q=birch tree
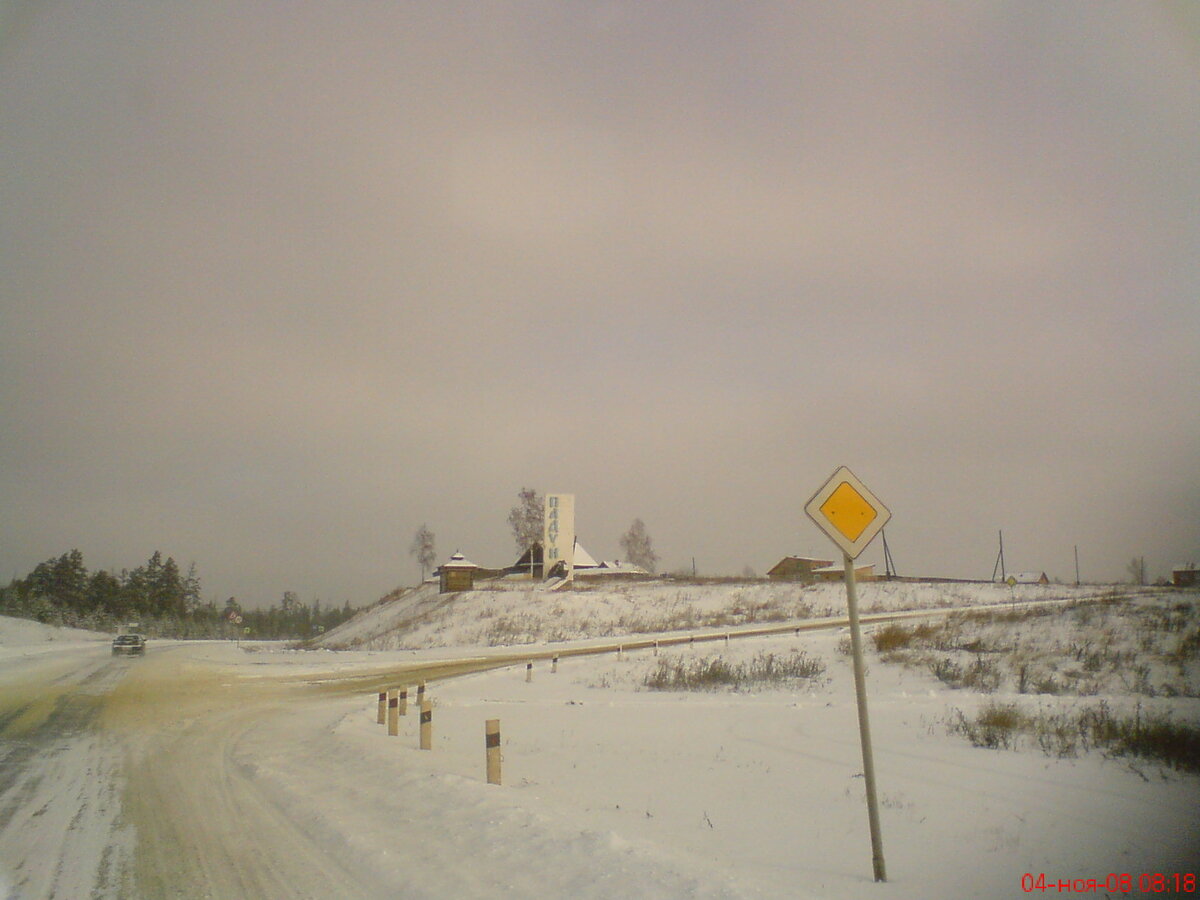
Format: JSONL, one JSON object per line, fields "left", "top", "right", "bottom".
{"left": 410, "top": 524, "right": 437, "bottom": 581}
{"left": 619, "top": 518, "right": 659, "bottom": 573}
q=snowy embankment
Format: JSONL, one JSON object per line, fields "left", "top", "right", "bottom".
{"left": 316, "top": 578, "right": 1110, "bottom": 651}
{"left": 0, "top": 615, "right": 109, "bottom": 662}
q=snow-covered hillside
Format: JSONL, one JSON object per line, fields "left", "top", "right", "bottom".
{"left": 315, "top": 578, "right": 1121, "bottom": 651}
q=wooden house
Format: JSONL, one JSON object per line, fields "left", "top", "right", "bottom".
{"left": 767, "top": 556, "right": 835, "bottom": 583}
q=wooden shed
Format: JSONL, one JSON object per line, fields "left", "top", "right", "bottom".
{"left": 438, "top": 550, "right": 479, "bottom": 593}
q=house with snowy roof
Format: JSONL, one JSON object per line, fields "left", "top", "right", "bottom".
{"left": 767, "top": 556, "right": 836, "bottom": 583}
{"left": 508, "top": 541, "right": 648, "bottom": 579}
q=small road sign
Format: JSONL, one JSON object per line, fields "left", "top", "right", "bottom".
{"left": 804, "top": 466, "right": 891, "bottom": 560}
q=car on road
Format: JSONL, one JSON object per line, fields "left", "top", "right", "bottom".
{"left": 112, "top": 633, "right": 146, "bottom": 656}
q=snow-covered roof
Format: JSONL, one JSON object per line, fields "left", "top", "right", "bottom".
{"left": 578, "top": 559, "right": 649, "bottom": 576}
{"left": 440, "top": 550, "right": 478, "bottom": 569}
{"left": 1006, "top": 572, "right": 1047, "bottom": 584}
{"left": 572, "top": 542, "right": 599, "bottom": 569}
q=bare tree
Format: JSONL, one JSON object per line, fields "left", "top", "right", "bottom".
{"left": 619, "top": 518, "right": 659, "bottom": 573}
{"left": 507, "top": 487, "right": 543, "bottom": 554}
{"left": 1127, "top": 556, "right": 1146, "bottom": 586}
{"left": 410, "top": 524, "right": 436, "bottom": 582}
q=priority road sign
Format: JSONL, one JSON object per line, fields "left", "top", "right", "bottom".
{"left": 804, "top": 466, "right": 891, "bottom": 560}
{"left": 803, "top": 465, "right": 891, "bottom": 883}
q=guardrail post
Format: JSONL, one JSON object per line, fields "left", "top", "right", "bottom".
{"left": 417, "top": 681, "right": 426, "bottom": 709}
{"left": 486, "top": 719, "right": 501, "bottom": 785}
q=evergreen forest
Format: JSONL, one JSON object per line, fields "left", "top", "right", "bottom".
{"left": 1, "top": 549, "right": 357, "bottom": 640}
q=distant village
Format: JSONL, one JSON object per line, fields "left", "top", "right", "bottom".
{"left": 428, "top": 541, "right": 1199, "bottom": 595}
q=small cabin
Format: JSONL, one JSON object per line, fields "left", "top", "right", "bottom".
{"left": 438, "top": 551, "right": 479, "bottom": 593}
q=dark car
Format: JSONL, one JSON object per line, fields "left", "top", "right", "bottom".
{"left": 112, "top": 634, "right": 146, "bottom": 656}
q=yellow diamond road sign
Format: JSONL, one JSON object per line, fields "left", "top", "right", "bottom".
{"left": 805, "top": 466, "right": 891, "bottom": 559}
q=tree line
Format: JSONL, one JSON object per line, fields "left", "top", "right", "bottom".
{"left": 0, "top": 549, "right": 356, "bottom": 639}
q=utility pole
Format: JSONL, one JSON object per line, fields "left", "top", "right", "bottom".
{"left": 881, "top": 530, "right": 897, "bottom": 578}
{"left": 991, "top": 530, "right": 1006, "bottom": 582}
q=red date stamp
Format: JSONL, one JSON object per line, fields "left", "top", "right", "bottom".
{"left": 1022, "top": 872, "right": 1196, "bottom": 894}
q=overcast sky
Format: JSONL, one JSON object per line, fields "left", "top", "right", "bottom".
{"left": 2, "top": 2, "right": 1198, "bottom": 608}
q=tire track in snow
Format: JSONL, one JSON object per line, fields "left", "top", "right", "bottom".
{"left": 112, "top": 653, "right": 379, "bottom": 900}
{"left": 0, "top": 653, "right": 136, "bottom": 899}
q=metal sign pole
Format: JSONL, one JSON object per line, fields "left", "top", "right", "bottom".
{"left": 843, "top": 551, "right": 887, "bottom": 882}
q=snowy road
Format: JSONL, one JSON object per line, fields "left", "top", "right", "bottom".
{"left": 0, "top": 640, "right": 749, "bottom": 899}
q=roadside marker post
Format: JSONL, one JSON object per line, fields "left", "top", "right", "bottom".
{"left": 387, "top": 689, "right": 399, "bottom": 737}
{"left": 419, "top": 699, "right": 433, "bottom": 750}
{"left": 485, "top": 719, "right": 501, "bottom": 785}
{"left": 398, "top": 688, "right": 408, "bottom": 716}
{"left": 526, "top": 661, "right": 533, "bottom": 683}
{"left": 377, "top": 691, "right": 387, "bottom": 725}
{"left": 551, "top": 656, "right": 559, "bottom": 674}
{"left": 805, "top": 465, "right": 891, "bottom": 884}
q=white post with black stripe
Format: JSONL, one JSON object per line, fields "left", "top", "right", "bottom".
{"left": 419, "top": 698, "right": 432, "bottom": 750}
{"left": 485, "top": 719, "right": 501, "bottom": 785}
{"left": 387, "top": 689, "right": 399, "bottom": 737}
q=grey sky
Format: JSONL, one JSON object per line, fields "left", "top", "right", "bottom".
{"left": 2, "top": 2, "right": 1197, "bottom": 608}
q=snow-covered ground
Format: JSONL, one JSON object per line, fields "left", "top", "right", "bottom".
{"left": 1, "top": 582, "right": 1196, "bottom": 899}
